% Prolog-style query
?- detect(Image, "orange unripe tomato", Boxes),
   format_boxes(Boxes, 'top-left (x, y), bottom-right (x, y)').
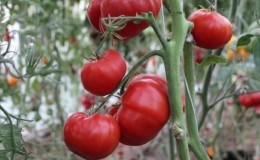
top-left (42, 56), bottom-right (48, 65)
top-left (207, 147), bottom-right (214, 158)
top-left (7, 76), bottom-right (19, 86)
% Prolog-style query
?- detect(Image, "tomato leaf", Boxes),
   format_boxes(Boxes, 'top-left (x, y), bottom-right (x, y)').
top-left (252, 37), bottom-right (260, 67)
top-left (234, 33), bottom-right (254, 47)
top-left (199, 55), bottom-right (227, 68)
top-left (0, 124), bottom-right (23, 151)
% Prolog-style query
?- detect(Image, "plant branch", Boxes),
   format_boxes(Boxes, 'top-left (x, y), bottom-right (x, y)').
top-left (163, 0), bottom-right (191, 159)
top-left (183, 42), bottom-right (210, 160)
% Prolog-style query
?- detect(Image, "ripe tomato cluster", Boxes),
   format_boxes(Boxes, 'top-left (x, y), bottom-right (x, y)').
top-left (87, 0), bottom-right (162, 40)
top-left (63, 73), bottom-right (170, 159)
top-left (188, 9), bottom-right (232, 50)
top-left (239, 92), bottom-right (260, 108)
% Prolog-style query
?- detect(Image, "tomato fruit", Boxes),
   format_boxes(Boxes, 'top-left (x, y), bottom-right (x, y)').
top-left (4, 28), bottom-right (10, 42)
top-left (42, 56), bottom-right (48, 65)
top-left (87, 0), bottom-right (102, 32)
top-left (81, 93), bottom-right (95, 109)
top-left (207, 147), bottom-right (214, 158)
top-left (63, 113), bottom-right (120, 159)
top-left (87, 0), bottom-right (162, 40)
top-left (188, 9), bottom-right (232, 49)
top-left (81, 50), bottom-right (126, 96)
top-left (116, 76), bottom-right (170, 146)
top-left (239, 92), bottom-right (260, 108)
top-left (193, 47), bottom-right (206, 64)
top-left (100, 0), bottom-right (162, 40)
top-left (7, 76), bottom-right (19, 86)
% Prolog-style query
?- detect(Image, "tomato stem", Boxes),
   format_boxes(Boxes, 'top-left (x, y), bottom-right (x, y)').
top-left (163, 0), bottom-right (190, 159)
top-left (183, 42), bottom-right (210, 160)
top-left (146, 13), bottom-right (167, 48)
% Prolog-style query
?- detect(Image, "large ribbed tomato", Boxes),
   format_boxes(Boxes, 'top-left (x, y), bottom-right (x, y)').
top-left (87, 0), bottom-right (162, 40)
top-left (81, 50), bottom-right (126, 96)
top-left (63, 113), bottom-right (120, 159)
top-left (116, 75), bottom-right (170, 146)
top-left (188, 9), bottom-right (232, 49)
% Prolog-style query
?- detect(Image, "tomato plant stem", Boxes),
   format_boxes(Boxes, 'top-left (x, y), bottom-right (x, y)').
top-left (168, 129), bottom-right (175, 160)
top-left (163, 0), bottom-right (190, 159)
top-left (146, 13), bottom-right (167, 48)
top-left (183, 43), bottom-right (210, 160)
top-left (228, 0), bottom-right (239, 22)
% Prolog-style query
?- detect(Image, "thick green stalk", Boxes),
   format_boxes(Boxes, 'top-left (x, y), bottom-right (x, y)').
top-left (164, 41), bottom-right (190, 160)
top-left (163, 0), bottom-right (190, 159)
top-left (183, 43), bottom-right (210, 160)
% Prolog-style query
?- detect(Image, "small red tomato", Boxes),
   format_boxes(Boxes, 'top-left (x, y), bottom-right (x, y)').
top-left (4, 28), bottom-right (11, 42)
top-left (87, 0), bottom-right (102, 32)
top-left (69, 36), bottom-right (76, 44)
top-left (81, 50), bottom-right (127, 96)
top-left (81, 93), bottom-right (95, 109)
top-left (251, 92), bottom-right (260, 105)
top-left (239, 94), bottom-right (254, 107)
top-left (63, 113), bottom-right (120, 159)
top-left (239, 92), bottom-right (260, 108)
top-left (193, 47), bottom-right (206, 64)
top-left (188, 9), bottom-right (232, 49)
top-left (117, 76), bottom-right (170, 146)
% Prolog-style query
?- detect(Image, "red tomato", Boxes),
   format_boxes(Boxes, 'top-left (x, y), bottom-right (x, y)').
top-left (87, 0), bottom-right (102, 32)
top-left (193, 47), bottom-right (206, 64)
top-left (188, 9), bottom-right (232, 49)
top-left (63, 113), bottom-right (120, 159)
top-left (87, 0), bottom-right (162, 40)
top-left (81, 93), bottom-right (95, 109)
top-left (116, 77), bottom-right (170, 146)
top-left (4, 28), bottom-right (10, 42)
top-left (239, 92), bottom-right (260, 108)
top-left (81, 50), bottom-right (127, 96)
top-left (69, 36), bottom-right (76, 44)
top-left (100, 0), bottom-right (162, 40)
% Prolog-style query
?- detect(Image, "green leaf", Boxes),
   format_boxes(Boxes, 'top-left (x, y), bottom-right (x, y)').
top-left (0, 155), bottom-right (8, 160)
top-left (0, 124), bottom-right (23, 151)
top-left (253, 37), bottom-right (260, 67)
top-left (199, 55), bottom-right (227, 68)
top-left (230, 33), bottom-right (255, 50)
